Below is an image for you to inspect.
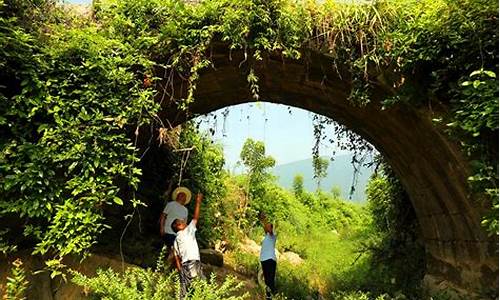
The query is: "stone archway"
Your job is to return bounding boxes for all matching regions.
[156,46,498,294]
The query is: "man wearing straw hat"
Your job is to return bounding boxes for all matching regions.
[160,186,191,252]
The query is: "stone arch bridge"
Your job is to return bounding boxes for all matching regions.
[154,45,497,295]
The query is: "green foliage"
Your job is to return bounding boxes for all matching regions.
[4,259,29,300]
[172,123,228,247]
[71,267,247,300]
[189,274,248,300]
[447,68,499,235]
[331,185,342,199]
[72,268,177,300]
[330,291,391,300]
[240,138,276,197]
[0,229,17,254]
[34,257,68,282]
[452,69,498,135]
[1,0,159,257]
[89,0,499,110]
[1,0,497,285]
[239,138,276,219]
[227,146,377,298]
[231,217,399,299]
[292,174,304,198]
[235,139,369,236]
[366,176,401,234]
[312,156,329,191]
[363,161,425,296]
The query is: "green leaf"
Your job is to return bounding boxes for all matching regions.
[483,70,496,78]
[470,69,483,77]
[113,197,124,205]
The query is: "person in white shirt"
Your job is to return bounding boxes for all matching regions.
[259,212,277,300]
[159,187,190,252]
[171,192,204,299]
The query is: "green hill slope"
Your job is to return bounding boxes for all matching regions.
[272,155,373,202]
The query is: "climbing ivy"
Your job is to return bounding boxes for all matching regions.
[1,0,159,257]
[447,69,499,235]
[0,0,497,260]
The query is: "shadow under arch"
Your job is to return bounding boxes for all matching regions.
[156,47,498,294]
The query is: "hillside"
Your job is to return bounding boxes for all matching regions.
[272,154,373,202]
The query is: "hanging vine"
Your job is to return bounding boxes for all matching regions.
[312,114,375,199]
[0,0,497,260]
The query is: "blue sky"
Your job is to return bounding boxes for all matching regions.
[196,103,350,170]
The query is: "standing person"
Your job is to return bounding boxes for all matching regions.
[259,212,277,300]
[171,193,205,299]
[160,187,191,254]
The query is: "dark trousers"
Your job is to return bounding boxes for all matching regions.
[163,233,177,248]
[261,259,276,299]
[162,234,177,269]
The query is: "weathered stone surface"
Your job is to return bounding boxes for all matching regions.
[155,46,498,295]
[281,252,304,266]
[0,253,138,300]
[239,238,261,256]
[200,249,224,267]
[238,238,303,265]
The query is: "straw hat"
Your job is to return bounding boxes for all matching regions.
[172,186,192,205]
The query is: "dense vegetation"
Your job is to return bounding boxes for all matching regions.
[0,0,498,298]
[68,129,425,299]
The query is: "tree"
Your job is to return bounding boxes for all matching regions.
[239,138,276,201]
[331,185,342,199]
[312,156,329,191]
[239,138,276,227]
[293,174,305,198]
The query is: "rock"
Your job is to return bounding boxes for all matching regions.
[200,249,224,267]
[238,238,260,255]
[214,240,228,253]
[238,239,302,265]
[281,251,304,266]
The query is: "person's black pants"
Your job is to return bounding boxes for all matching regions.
[163,233,177,248]
[261,259,276,299]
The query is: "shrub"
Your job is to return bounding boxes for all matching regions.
[71,267,248,300]
[4,259,29,300]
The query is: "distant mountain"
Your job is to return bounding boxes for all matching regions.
[272,154,374,203]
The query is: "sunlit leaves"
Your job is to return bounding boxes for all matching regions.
[0,4,159,257]
[448,68,499,235]
[240,138,276,211]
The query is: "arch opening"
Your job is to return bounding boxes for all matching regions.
[132,100,425,298]
[150,49,497,295]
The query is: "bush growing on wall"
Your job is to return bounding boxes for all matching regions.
[1,0,159,257]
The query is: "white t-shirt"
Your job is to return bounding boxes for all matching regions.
[163,201,188,235]
[260,231,277,262]
[173,221,200,263]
